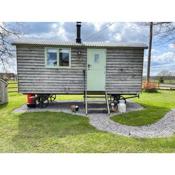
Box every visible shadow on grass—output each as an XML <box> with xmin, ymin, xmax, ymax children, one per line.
<box><xmin>12</xmin><ymin>112</ymin><xmax>97</xmax><ymax>151</ymax></box>
<box><xmin>111</xmin><ymin>104</ymin><xmax>170</xmax><ymax>126</ymax></box>
<box><xmin>0</xmin><ymin>103</ymin><xmax>8</xmax><ymax>110</ymax></box>
<box><xmin>143</xmin><ymin>90</ymin><xmax>161</xmax><ymax>94</ymax></box>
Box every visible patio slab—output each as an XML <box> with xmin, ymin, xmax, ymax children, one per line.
<box><xmin>13</xmin><ymin>100</ymin><xmax>144</xmax><ymax>117</ymax></box>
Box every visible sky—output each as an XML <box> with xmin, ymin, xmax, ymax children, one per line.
<box><xmin>1</xmin><ymin>22</ymin><xmax>175</xmax><ymax>76</ymax></box>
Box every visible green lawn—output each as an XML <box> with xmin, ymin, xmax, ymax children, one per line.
<box><xmin>111</xmin><ymin>91</ymin><xmax>175</xmax><ymax>126</ymax></box>
<box><xmin>1</xmin><ymin>91</ymin><xmax>175</xmax><ymax>152</ymax></box>
<box><xmin>7</xmin><ymin>80</ymin><xmax>18</xmax><ymax>93</ymax></box>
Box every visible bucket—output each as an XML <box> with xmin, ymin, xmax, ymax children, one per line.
<box><xmin>117</xmin><ymin>100</ymin><xmax>126</xmax><ymax>113</ymax></box>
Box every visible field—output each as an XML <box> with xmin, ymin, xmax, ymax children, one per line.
<box><xmin>1</xmin><ymin>91</ymin><xmax>175</xmax><ymax>152</ymax></box>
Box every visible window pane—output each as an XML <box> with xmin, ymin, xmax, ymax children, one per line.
<box><xmin>59</xmin><ymin>49</ymin><xmax>70</xmax><ymax>67</ymax></box>
<box><xmin>47</xmin><ymin>49</ymin><xmax>57</xmax><ymax>67</ymax></box>
<box><xmin>94</xmin><ymin>54</ymin><xmax>100</xmax><ymax>63</ymax></box>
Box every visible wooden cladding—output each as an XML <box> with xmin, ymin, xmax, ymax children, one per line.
<box><xmin>16</xmin><ymin>45</ymin><xmax>144</xmax><ymax>94</ymax></box>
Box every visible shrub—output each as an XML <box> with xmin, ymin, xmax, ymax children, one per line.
<box><xmin>143</xmin><ymin>81</ymin><xmax>158</xmax><ymax>93</ymax></box>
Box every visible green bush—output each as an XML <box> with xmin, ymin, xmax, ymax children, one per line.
<box><xmin>144</xmin><ymin>87</ymin><xmax>158</xmax><ymax>93</ymax></box>
<box><xmin>143</xmin><ymin>82</ymin><xmax>158</xmax><ymax>93</ymax></box>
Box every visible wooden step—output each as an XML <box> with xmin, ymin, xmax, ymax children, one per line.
<box><xmin>87</xmin><ymin>108</ymin><xmax>108</xmax><ymax>111</ymax></box>
<box><xmin>86</xmin><ymin>96</ymin><xmax>106</xmax><ymax>98</ymax></box>
<box><xmin>84</xmin><ymin>91</ymin><xmax>110</xmax><ymax>115</ymax></box>
<box><xmin>87</xmin><ymin>101</ymin><xmax>106</xmax><ymax>104</ymax></box>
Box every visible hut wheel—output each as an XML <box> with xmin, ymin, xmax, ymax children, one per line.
<box><xmin>36</xmin><ymin>95</ymin><xmax>49</xmax><ymax>108</ymax></box>
<box><xmin>111</xmin><ymin>94</ymin><xmax>121</xmax><ymax>105</ymax></box>
<box><xmin>49</xmin><ymin>94</ymin><xmax>56</xmax><ymax>102</ymax></box>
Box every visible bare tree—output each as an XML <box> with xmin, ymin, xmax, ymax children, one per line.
<box><xmin>0</xmin><ymin>23</ymin><xmax>19</xmax><ymax>72</ymax></box>
<box><xmin>158</xmin><ymin>70</ymin><xmax>174</xmax><ymax>77</ymax></box>
<box><xmin>154</xmin><ymin>22</ymin><xmax>175</xmax><ymax>44</ymax></box>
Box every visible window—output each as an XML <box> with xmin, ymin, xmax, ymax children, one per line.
<box><xmin>45</xmin><ymin>48</ymin><xmax>71</xmax><ymax>68</ymax></box>
<box><xmin>59</xmin><ymin>49</ymin><xmax>70</xmax><ymax>67</ymax></box>
<box><xmin>94</xmin><ymin>54</ymin><xmax>100</xmax><ymax>63</ymax></box>
<box><xmin>47</xmin><ymin>49</ymin><xmax>57</xmax><ymax>67</ymax></box>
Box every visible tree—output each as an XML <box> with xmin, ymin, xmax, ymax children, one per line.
<box><xmin>158</xmin><ymin>70</ymin><xmax>174</xmax><ymax>77</ymax></box>
<box><xmin>158</xmin><ymin>70</ymin><xmax>175</xmax><ymax>84</ymax></box>
<box><xmin>0</xmin><ymin>23</ymin><xmax>19</xmax><ymax>72</ymax></box>
<box><xmin>153</xmin><ymin>22</ymin><xmax>175</xmax><ymax>44</ymax></box>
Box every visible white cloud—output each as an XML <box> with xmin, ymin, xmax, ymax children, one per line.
<box><xmin>93</xmin><ymin>22</ymin><xmax>106</xmax><ymax>31</ymax></box>
<box><xmin>152</xmin><ymin>51</ymin><xmax>175</xmax><ymax>63</ymax></box>
<box><xmin>108</xmin><ymin>22</ymin><xmax>149</xmax><ymax>43</ymax></box>
<box><xmin>22</xmin><ymin>22</ymin><xmax>68</xmax><ymax>41</ymax></box>
<box><xmin>22</xmin><ymin>32</ymin><xmax>55</xmax><ymax>39</ymax></box>
<box><xmin>83</xmin><ymin>22</ymin><xmax>149</xmax><ymax>43</ymax></box>
<box><xmin>114</xmin><ymin>33</ymin><xmax>122</xmax><ymax>41</ymax></box>
<box><xmin>151</xmin><ymin>48</ymin><xmax>159</xmax><ymax>54</ymax></box>
<box><xmin>51</xmin><ymin>23</ymin><xmax>59</xmax><ymax>29</ymax></box>
<box><xmin>143</xmin><ymin>51</ymin><xmax>175</xmax><ymax>76</ymax></box>
<box><xmin>56</xmin><ymin>26</ymin><xmax>67</xmax><ymax>40</ymax></box>
<box><xmin>168</xmin><ymin>43</ymin><xmax>175</xmax><ymax>48</ymax></box>
<box><xmin>108</xmin><ymin>23</ymin><xmax>120</xmax><ymax>32</ymax></box>
<box><xmin>49</xmin><ymin>22</ymin><xmax>68</xmax><ymax>41</ymax></box>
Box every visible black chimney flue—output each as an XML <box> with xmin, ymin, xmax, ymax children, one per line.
<box><xmin>76</xmin><ymin>22</ymin><xmax>81</xmax><ymax>43</ymax></box>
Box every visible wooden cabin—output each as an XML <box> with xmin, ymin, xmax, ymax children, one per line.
<box><xmin>12</xmin><ymin>22</ymin><xmax>147</xmax><ymax>114</ymax></box>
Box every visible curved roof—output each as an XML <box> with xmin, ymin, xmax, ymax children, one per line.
<box><xmin>12</xmin><ymin>39</ymin><xmax>148</xmax><ymax>49</ymax></box>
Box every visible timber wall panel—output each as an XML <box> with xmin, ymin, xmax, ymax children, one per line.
<box><xmin>106</xmin><ymin>48</ymin><xmax>144</xmax><ymax>94</ymax></box>
<box><xmin>16</xmin><ymin>45</ymin><xmax>144</xmax><ymax>94</ymax></box>
<box><xmin>17</xmin><ymin>46</ymin><xmax>86</xmax><ymax>94</ymax></box>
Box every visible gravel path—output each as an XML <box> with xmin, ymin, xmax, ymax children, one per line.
<box><xmin>88</xmin><ymin>110</ymin><xmax>175</xmax><ymax>138</ymax></box>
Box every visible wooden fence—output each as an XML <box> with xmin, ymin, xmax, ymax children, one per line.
<box><xmin>159</xmin><ymin>83</ymin><xmax>175</xmax><ymax>90</ymax></box>
<box><xmin>142</xmin><ymin>81</ymin><xmax>175</xmax><ymax>91</ymax></box>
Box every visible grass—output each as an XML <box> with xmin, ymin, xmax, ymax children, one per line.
<box><xmin>111</xmin><ymin>91</ymin><xmax>175</xmax><ymax>126</ymax></box>
<box><xmin>7</xmin><ymin>80</ymin><xmax>18</xmax><ymax>93</ymax></box>
<box><xmin>1</xmin><ymin>91</ymin><xmax>175</xmax><ymax>152</ymax></box>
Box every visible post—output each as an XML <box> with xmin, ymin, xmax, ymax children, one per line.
<box><xmin>147</xmin><ymin>22</ymin><xmax>153</xmax><ymax>83</ymax></box>
<box><xmin>83</xmin><ymin>69</ymin><xmax>86</xmax><ymax>106</ymax></box>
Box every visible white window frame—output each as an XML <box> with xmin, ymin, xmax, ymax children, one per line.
<box><xmin>45</xmin><ymin>48</ymin><xmax>58</xmax><ymax>68</ymax></box>
<box><xmin>45</xmin><ymin>47</ymin><xmax>71</xmax><ymax>68</ymax></box>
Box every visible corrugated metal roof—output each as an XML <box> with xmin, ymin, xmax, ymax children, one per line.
<box><xmin>12</xmin><ymin>39</ymin><xmax>148</xmax><ymax>48</ymax></box>
<box><xmin>0</xmin><ymin>79</ymin><xmax>8</xmax><ymax>85</ymax></box>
